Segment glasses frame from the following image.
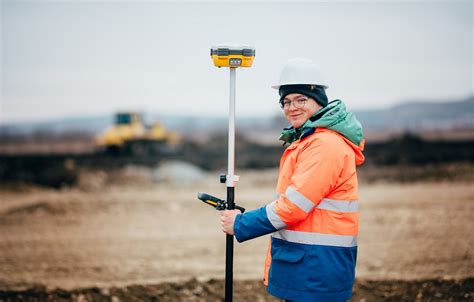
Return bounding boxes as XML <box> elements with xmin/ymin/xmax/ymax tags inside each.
<box><xmin>280</xmin><ymin>96</ymin><xmax>309</xmax><ymax>110</ymax></box>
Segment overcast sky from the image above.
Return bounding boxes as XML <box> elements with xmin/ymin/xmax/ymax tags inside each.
<box><xmin>1</xmin><ymin>0</ymin><xmax>472</xmax><ymax>123</ymax></box>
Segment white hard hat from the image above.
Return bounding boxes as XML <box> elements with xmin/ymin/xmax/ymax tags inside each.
<box><xmin>272</xmin><ymin>58</ymin><xmax>328</xmax><ymax>90</ymax></box>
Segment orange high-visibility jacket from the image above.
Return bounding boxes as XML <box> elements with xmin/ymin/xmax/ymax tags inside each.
<box><xmin>234</xmin><ymin>128</ymin><xmax>365</xmax><ymax>301</ymax></box>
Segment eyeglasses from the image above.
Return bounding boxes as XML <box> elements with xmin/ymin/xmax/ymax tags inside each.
<box><xmin>280</xmin><ymin>96</ymin><xmax>309</xmax><ymax>110</ymax></box>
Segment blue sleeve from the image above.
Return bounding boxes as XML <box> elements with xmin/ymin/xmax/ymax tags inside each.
<box><xmin>233</xmin><ymin>206</ymin><xmax>278</xmax><ymax>243</ymax></box>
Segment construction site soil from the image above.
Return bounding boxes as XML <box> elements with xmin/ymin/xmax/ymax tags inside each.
<box><xmin>1</xmin><ymin>278</ymin><xmax>473</xmax><ymax>301</ymax></box>
<box><xmin>0</xmin><ymin>169</ymin><xmax>473</xmax><ymax>301</ymax></box>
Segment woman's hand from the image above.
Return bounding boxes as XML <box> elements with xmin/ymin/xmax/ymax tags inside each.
<box><xmin>220</xmin><ymin>210</ymin><xmax>241</xmax><ymax>235</ymax></box>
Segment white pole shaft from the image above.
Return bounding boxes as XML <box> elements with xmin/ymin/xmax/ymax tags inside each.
<box><xmin>227</xmin><ymin>68</ymin><xmax>236</xmax><ymax>187</ymax></box>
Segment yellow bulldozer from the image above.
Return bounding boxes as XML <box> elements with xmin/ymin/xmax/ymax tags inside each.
<box><xmin>95</xmin><ymin>112</ymin><xmax>180</xmax><ymax>155</ymax></box>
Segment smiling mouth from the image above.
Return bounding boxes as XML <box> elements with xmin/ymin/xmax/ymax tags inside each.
<box><xmin>290</xmin><ymin>113</ymin><xmax>302</xmax><ymax>119</ymax></box>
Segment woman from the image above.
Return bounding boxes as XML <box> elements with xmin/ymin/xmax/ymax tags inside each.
<box><xmin>221</xmin><ymin>58</ymin><xmax>365</xmax><ymax>301</ymax></box>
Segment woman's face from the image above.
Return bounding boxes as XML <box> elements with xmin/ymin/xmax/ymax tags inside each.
<box><xmin>282</xmin><ymin>93</ymin><xmax>322</xmax><ymax>128</ymax></box>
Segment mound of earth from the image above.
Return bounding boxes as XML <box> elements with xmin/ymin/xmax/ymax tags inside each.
<box><xmin>1</xmin><ymin>278</ymin><xmax>472</xmax><ymax>302</ymax></box>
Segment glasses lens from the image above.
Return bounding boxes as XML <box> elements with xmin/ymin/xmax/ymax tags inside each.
<box><xmin>280</xmin><ymin>97</ymin><xmax>308</xmax><ymax>109</ymax></box>
<box><xmin>295</xmin><ymin>97</ymin><xmax>307</xmax><ymax>108</ymax></box>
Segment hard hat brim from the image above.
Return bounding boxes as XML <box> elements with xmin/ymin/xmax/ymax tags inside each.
<box><xmin>271</xmin><ymin>83</ymin><xmax>328</xmax><ymax>90</ymax></box>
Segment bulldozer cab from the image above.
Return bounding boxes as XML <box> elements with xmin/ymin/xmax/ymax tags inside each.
<box><xmin>115</xmin><ymin>112</ymin><xmax>141</xmax><ymax>125</ymax></box>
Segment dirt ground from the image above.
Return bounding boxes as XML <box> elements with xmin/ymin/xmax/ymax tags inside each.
<box><xmin>0</xmin><ymin>169</ymin><xmax>473</xmax><ymax>301</ymax></box>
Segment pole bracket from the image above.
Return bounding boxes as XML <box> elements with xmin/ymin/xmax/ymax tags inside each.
<box><xmin>225</xmin><ymin>174</ymin><xmax>240</xmax><ymax>187</ymax></box>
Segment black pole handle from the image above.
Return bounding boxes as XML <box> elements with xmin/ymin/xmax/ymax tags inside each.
<box><xmin>234</xmin><ymin>205</ymin><xmax>245</xmax><ymax>213</ymax></box>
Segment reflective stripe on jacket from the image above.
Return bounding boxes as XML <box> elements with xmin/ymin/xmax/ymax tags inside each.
<box><xmin>234</xmin><ymin>128</ymin><xmax>365</xmax><ymax>301</ymax></box>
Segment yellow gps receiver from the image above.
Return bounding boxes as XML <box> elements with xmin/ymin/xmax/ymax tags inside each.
<box><xmin>210</xmin><ymin>45</ymin><xmax>255</xmax><ymax>68</ymax></box>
